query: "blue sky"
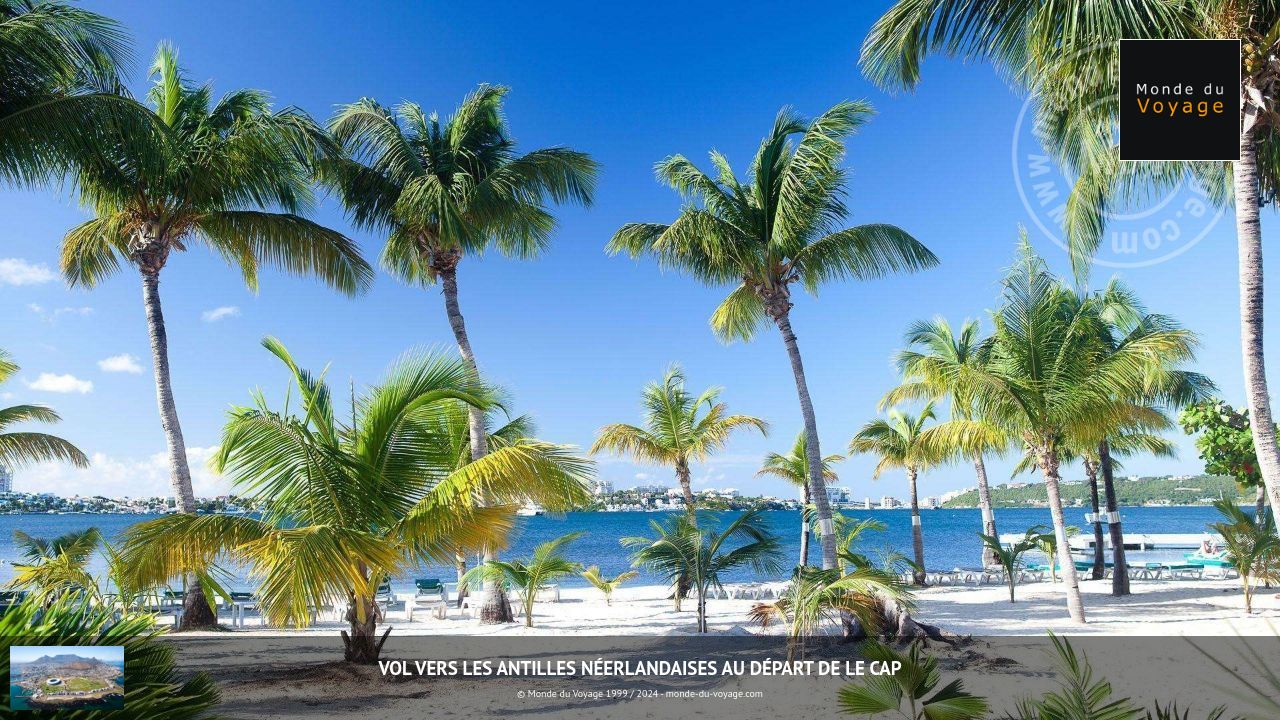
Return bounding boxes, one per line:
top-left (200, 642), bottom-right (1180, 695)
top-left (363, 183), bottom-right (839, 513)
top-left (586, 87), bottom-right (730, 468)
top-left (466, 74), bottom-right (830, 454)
top-left (0, 1), bottom-right (1272, 501)
top-left (10, 645), bottom-right (123, 664)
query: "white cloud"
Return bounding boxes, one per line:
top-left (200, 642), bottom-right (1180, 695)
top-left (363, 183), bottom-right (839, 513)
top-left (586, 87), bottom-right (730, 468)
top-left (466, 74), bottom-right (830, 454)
top-left (634, 472), bottom-right (651, 481)
top-left (0, 258), bottom-right (55, 286)
top-left (98, 354), bottom-right (143, 374)
top-left (0, 392), bottom-right (12, 400)
top-left (16, 447), bottom-right (227, 498)
top-left (28, 304), bottom-right (95, 322)
top-left (26, 372), bottom-right (93, 394)
top-left (201, 306), bottom-right (240, 323)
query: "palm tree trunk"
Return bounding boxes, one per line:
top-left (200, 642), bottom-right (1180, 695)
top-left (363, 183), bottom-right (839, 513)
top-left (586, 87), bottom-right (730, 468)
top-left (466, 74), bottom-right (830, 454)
top-left (1083, 458), bottom-right (1105, 580)
top-left (1234, 127), bottom-right (1280, 525)
top-left (973, 452), bottom-right (998, 567)
top-left (1256, 484), bottom-right (1266, 521)
top-left (341, 594), bottom-right (388, 663)
top-left (141, 269), bottom-right (215, 630)
top-left (1098, 440), bottom-right (1129, 596)
top-left (1035, 447), bottom-right (1086, 623)
top-left (438, 261), bottom-right (513, 624)
top-left (675, 457), bottom-right (696, 518)
top-left (799, 483), bottom-right (810, 568)
top-left (771, 309), bottom-right (837, 570)
top-left (907, 467), bottom-right (926, 586)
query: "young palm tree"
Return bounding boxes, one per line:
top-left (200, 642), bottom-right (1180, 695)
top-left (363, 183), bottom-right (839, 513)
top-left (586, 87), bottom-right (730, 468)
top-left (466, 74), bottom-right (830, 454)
top-left (327, 85), bottom-right (597, 623)
top-left (978, 528), bottom-right (1042, 603)
top-left (468, 532), bottom-right (584, 627)
top-left (838, 642), bottom-right (988, 720)
top-left (120, 338), bottom-right (592, 662)
top-left (882, 317), bottom-right (1005, 567)
top-left (756, 431), bottom-right (844, 567)
top-left (848, 403), bottom-right (937, 586)
top-left (1210, 499), bottom-right (1280, 614)
top-left (59, 44), bottom-right (371, 629)
top-left (917, 240), bottom-right (1201, 623)
top-left (749, 566), bottom-right (908, 660)
top-left (0, 349), bottom-right (88, 471)
top-left (862, 0), bottom-right (1280, 537)
top-left (581, 566), bottom-right (638, 606)
top-left (0, 0), bottom-right (137, 184)
top-left (623, 509), bottom-right (784, 633)
top-left (7, 527), bottom-right (101, 598)
top-left (594, 365), bottom-right (768, 518)
top-left (0, 593), bottom-right (220, 718)
top-left (609, 101), bottom-right (937, 570)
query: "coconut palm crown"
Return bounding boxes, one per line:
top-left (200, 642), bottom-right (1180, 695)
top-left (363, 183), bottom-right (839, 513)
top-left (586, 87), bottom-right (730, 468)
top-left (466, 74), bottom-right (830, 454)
top-left (757, 431), bottom-right (844, 567)
top-left (0, 348), bottom-right (88, 470)
top-left (592, 365), bottom-right (768, 516)
top-left (608, 100), bottom-right (938, 570)
top-left (120, 338), bottom-right (593, 663)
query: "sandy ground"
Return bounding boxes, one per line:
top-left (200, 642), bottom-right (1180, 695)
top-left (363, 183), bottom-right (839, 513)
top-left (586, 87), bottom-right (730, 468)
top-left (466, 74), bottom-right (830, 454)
top-left (168, 575), bottom-right (1280, 638)
top-left (160, 578), bottom-right (1280, 718)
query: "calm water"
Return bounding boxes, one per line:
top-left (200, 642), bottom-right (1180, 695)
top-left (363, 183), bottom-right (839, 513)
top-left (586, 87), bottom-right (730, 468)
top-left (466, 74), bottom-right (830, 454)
top-left (0, 506), bottom-right (1227, 594)
top-left (9, 662), bottom-right (125, 711)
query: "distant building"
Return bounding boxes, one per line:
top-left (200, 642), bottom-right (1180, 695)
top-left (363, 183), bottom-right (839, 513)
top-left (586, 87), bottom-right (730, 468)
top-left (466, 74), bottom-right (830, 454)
top-left (863, 497), bottom-right (873, 510)
top-left (924, 496), bottom-right (940, 509)
top-left (0, 465), bottom-right (11, 494)
top-left (593, 479), bottom-right (614, 496)
top-left (825, 486), bottom-right (851, 505)
top-left (879, 495), bottom-right (900, 509)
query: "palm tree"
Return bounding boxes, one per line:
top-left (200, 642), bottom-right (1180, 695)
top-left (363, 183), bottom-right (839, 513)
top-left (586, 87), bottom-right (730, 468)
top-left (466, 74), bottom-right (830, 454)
top-left (581, 566), bottom-right (638, 606)
top-left (0, 349), bottom-right (88, 471)
top-left (609, 101), bottom-right (938, 570)
top-left (749, 566), bottom-right (908, 660)
top-left (978, 528), bottom-right (1042, 603)
top-left (623, 509), bottom-right (785, 633)
top-left (862, 0), bottom-right (1280, 537)
top-left (468, 532), bottom-right (584, 627)
top-left (1210, 499), bottom-right (1280, 614)
top-left (59, 44), bottom-right (371, 629)
top-left (0, 593), bottom-right (220, 719)
top-left (327, 85), bottom-right (597, 623)
top-left (119, 338), bottom-right (592, 662)
top-left (882, 317), bottom-right (1006, 567)
top-left (593, 365), bottom-right (768, 518)
top-left (756, 431), bottom-right (844, 567)
top-left (917, 239), bottom-right (1200, 623)
top-left (7, 527), bottom-right (100, 598)
top-left (0, 0), bottom-right (138, 184)
top-left (838, 642), bottom-right (988, 720)
top-left (848, 403), bottom-right (937, 585)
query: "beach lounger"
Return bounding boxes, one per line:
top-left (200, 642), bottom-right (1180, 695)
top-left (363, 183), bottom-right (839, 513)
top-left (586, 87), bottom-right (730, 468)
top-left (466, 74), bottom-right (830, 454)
top-left (414, 578), bottom-right (447, 603)
top-left (515, 584), bottom-right (561, 603)
top-left (0, 590), bottom-right (27, 615)
top-left (1161, 563), bottom-right (1203, 580)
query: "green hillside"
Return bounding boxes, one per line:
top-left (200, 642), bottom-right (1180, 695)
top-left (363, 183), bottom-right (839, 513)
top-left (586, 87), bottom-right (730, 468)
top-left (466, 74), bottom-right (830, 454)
top-left (941, 474), bottom-right (1241, 508)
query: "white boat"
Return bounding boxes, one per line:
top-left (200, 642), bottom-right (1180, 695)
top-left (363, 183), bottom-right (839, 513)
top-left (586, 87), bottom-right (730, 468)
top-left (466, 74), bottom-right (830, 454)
top-left (517, 503), bottom-right (544, 517)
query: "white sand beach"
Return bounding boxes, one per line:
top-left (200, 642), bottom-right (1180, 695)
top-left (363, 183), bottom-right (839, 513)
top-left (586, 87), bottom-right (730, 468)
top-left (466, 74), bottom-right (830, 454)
top-left (171, 576), bottom-right (1280, 638)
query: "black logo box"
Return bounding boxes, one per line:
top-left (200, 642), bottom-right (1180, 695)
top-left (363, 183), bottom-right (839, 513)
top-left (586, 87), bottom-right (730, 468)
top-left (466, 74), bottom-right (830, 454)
top-left (1119, 38), bottom-right (1240, 161)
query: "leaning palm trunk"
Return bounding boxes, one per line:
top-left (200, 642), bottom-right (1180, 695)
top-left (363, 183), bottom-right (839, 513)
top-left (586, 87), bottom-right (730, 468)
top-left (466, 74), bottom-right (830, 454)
top-left (772, 308), bottom-right (838, 569)
top-left (799, 484), bottom-right (810, 567)
top-left (1083, 459), bottom-right (1106, 580)
top-left (1035, 448), bottom-right (1086, 623)
top-left (906, 467), bottom-right (925, 585)
top-left (438, 261), bottom-right (514, 624)
top-left (1257, 485), bottom-right (1267, 521)
top-left (1235, 127), bottom-right (1280, 527)
top-left (973, 452), bottom-right (998, 568)
top-left (141, 267), bottom-right (214, 629)
top-left (1098, 440), bottom-right (1129, 596)
top-left (675, 457), bottom-right (697, 519)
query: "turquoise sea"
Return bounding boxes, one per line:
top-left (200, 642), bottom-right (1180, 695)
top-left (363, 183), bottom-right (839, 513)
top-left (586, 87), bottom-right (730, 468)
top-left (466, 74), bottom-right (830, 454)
top-left (0, 506), bottom-right (1227, 595)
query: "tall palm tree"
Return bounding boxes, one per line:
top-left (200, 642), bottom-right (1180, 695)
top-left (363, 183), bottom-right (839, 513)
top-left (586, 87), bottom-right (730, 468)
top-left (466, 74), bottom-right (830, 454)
top-left (327, 85), bottom-right (597, 623)
top-left (917, 239), bottom-right (1200, 623)
top-left (0, 349), bottom-right (88, 471)
top-left (756, 431), bottom-right (844, 567)
top-left (0, 0), bottom-right (137, 184)
top-left (862, 0), bottom-right (1280, 536)
top-left (120, 338), bottom-right (592, 662)
top-left (882, 317), bottom-right (1006, 566)
top-left (58, 45), bottom-right (371, 628)
top-left (848, 403), bottom-right (938, 586)
top-left (609, 101), bottom-right (938, 569)
top-left (593, 365), bottom-right (768, 518)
